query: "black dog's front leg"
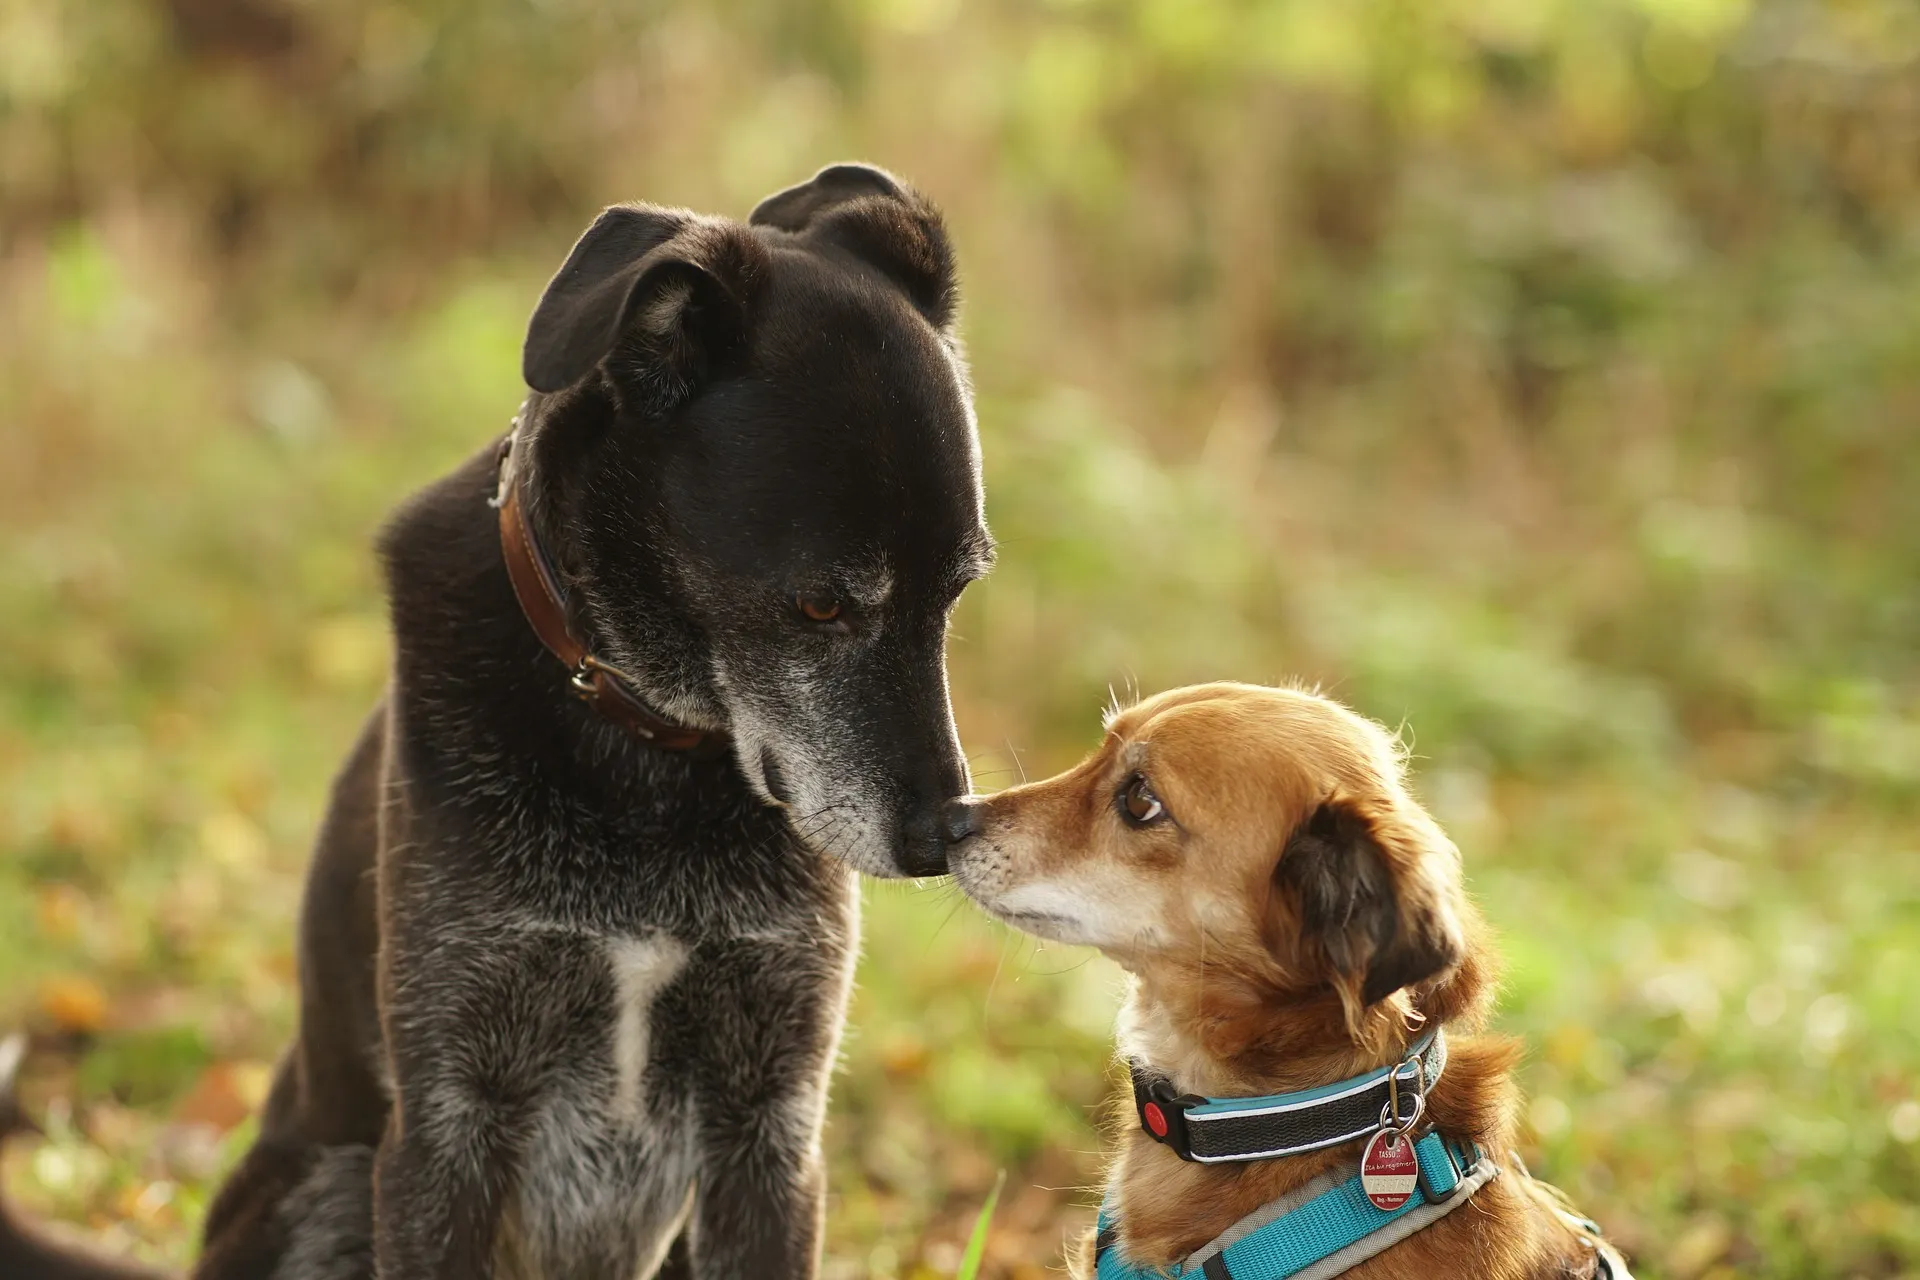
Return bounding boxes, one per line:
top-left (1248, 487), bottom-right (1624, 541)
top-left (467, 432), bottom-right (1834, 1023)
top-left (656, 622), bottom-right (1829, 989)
top-left (684, 1124), bottom-right (827, 1278)
top-left (373, 1113), bottom-right (516, 1280)
top-left (371, 929), bottom-right (587, 1280)
top-left (678, 941), bottom-right (849, 1279)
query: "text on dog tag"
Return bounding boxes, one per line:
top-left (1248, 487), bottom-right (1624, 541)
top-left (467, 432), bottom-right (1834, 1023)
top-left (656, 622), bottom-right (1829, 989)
top-left (1360, 1129), bottom-right (1419, 1211)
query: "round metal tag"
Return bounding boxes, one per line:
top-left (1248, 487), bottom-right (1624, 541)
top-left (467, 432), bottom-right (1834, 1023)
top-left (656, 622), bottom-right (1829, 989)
top-left (1360, 1129), bottom-right (1419, 1211)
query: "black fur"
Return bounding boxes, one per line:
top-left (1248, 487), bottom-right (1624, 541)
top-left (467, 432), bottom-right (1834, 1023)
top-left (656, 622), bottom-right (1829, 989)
top-left (749, 164), bottom-right (957, 326)
top-left (521, 207), bottom-right (758, 402)
top-left (2, 164), bottom-right (990, 1280)
top-left (1277, 802), bottom-right (1460, 1007)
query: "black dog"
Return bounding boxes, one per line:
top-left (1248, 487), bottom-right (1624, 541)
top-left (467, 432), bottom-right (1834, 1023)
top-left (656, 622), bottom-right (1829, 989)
top-left (2, 163), bottom-right (991, 1280)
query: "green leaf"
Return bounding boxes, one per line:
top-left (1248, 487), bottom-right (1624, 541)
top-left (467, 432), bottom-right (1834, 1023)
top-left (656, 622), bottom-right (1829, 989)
top-left (954, 1169), bottom-right (1007, 1280)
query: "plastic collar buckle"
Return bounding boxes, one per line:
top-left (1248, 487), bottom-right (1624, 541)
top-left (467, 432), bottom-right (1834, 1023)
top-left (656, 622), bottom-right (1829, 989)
top-left (1134, 1072), bottom-right (1206, 1162)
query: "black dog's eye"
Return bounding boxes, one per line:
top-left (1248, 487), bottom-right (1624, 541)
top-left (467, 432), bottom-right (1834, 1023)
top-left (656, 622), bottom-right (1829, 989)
top-left (1118, 774), bottom-right (1166, 827)
top-left (796, 594), bottom-right (845, 625)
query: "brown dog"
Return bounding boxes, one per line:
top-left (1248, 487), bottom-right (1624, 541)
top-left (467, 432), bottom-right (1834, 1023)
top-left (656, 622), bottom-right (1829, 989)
top-left (943, 683), bottom-right (1630, 1280)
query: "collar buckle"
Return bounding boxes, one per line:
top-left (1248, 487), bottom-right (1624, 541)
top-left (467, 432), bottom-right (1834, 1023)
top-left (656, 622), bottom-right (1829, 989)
top-left (1131, 1066), bottom-right (1207, 1162)
top-left (569, 661), bottom-right (599, 700)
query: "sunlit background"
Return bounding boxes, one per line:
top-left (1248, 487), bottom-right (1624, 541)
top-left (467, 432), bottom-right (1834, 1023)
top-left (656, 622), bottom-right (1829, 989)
top-left (2, 1), bottom-right (1918, 1276)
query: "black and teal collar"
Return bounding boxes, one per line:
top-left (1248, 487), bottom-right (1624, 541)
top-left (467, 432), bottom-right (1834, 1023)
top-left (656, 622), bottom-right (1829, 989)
top-left (1131, 1030), bottom-right (1448, 1164)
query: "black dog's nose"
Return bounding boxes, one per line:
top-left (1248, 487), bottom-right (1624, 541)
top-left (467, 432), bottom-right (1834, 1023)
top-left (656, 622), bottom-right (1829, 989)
top-left (897, 807), bottom-right (952, 877)
top-left (941, 797), bottom-right (983, 844)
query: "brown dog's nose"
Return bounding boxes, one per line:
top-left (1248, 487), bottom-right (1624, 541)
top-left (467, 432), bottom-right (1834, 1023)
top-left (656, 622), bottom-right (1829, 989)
top-left (941, 797), bottom-right (983, 844)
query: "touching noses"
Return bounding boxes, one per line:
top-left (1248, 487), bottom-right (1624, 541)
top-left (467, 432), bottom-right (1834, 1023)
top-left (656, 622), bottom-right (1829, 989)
top-left (941, 797), bottom-right (983, 845)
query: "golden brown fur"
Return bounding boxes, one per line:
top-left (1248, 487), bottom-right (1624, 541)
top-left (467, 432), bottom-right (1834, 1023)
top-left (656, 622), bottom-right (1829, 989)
top-left (948, 683), bottom-right (1619, 1280)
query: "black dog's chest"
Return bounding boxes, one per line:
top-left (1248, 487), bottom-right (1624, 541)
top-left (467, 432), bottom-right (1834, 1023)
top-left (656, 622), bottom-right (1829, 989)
top-left (495, 915), bottom-right (836, 1280)
top-left (458, 760), bottom-right (837, 938)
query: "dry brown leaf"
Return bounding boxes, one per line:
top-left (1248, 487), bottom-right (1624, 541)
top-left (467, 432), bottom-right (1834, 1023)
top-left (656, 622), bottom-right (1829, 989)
top-left (172, 1062), bottom-right (269, 1132)
top-left (39, 975), bottom-right (109, 1033)
top-left (880, 1034), bottom-right (930, 1078)
top-left (36, 885), bottom-right (85, 942)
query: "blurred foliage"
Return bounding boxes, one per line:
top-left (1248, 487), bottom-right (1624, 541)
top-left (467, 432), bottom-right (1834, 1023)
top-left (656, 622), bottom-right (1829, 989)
top-left (2, 0), bottom-right (1918, 1276)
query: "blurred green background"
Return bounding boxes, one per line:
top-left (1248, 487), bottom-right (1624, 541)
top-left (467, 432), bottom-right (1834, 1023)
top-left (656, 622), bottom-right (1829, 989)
top-left (2, 0), bottom-right (1917, 1276)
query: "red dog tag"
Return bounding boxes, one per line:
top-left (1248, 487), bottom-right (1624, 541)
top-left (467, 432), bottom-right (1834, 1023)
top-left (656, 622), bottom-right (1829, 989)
top-left (1360, 1129), bottom-right (1419, 1211)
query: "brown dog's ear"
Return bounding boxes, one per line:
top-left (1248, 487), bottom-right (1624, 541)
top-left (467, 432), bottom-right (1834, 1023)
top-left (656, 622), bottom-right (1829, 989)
top-left (522, 208), bottom-right (766, 406)
top-left (749, 163), bottom-right (957, 329)
top-left (1276, 800), bottom-right (1464, 1021)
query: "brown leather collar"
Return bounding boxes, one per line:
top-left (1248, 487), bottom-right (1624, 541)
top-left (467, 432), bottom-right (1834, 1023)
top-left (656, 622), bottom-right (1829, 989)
top-left (493, 432), bottom-right (723, 752)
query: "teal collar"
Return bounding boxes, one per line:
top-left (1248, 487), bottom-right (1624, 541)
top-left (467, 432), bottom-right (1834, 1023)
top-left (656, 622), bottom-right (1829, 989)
top-left (1131, 1030), bottom-right (1447, 1164)
top-left (1094, 1130), bottom-right (1496, 1280)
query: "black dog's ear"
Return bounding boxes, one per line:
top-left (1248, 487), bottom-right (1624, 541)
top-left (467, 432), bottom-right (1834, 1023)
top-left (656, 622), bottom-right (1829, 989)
top-left (749, 162), bottom-right (957, 329)
top-left (1276, 800), bottom-right (1464, 1019)
top-left (750, 163), bottom-right (909, 230)
top-left (522, 207), bottom-right (766, 403)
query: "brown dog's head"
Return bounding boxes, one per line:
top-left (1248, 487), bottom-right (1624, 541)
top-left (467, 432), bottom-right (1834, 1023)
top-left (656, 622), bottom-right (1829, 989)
top-left (946, 683), bottom-right (1480, 1048)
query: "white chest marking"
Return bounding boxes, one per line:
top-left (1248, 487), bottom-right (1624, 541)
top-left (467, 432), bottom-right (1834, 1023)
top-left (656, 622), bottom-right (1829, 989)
top-left (606, 935), bottom-right (690, 1124)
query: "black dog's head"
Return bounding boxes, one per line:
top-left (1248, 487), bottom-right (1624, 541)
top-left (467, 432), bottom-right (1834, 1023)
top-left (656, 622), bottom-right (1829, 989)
top-left (513, 164), bottom-right (990, 877)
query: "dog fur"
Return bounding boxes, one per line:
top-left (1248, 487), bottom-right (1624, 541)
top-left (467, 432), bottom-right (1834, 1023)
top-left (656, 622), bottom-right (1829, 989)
top-left (946, 682), bottom-right (1626, 1280)
top-left (2, 163), bottom-right (991, 1280)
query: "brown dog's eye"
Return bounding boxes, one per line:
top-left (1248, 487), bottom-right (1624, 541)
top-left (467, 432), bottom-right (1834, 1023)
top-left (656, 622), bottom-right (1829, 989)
top-left (797, 595), bottom-right (844, 624)
top-left (1118, 774), bottom-right (1166, 826)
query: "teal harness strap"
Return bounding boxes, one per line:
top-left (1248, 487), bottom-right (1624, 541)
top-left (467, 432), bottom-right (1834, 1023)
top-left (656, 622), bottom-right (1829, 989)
top-left (1095, 1132), bottom-right (1493, 1280)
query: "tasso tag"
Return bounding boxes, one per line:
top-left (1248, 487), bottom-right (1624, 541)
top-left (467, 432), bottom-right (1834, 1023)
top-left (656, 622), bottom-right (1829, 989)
top-left (1359, 1128), bottom-right (1419, 1211)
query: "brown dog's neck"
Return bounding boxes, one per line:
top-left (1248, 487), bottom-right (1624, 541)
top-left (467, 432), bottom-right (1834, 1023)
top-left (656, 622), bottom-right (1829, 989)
top-left (1107, 959), bottom-right (1527, 1273)
top-left (1119, 972), bottom-right (1415, 1101)
top-left (1117, 930), bottom-right (1500, 1097)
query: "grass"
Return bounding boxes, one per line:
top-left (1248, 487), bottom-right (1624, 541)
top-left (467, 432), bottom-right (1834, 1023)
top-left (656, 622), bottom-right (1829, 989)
top-left (1, 234), bottom-right (1915, 1280)
top-left (956, 1172), bottom-right (1008, 1280)
top-left (4, 2), bottom-right (1920, 1271)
